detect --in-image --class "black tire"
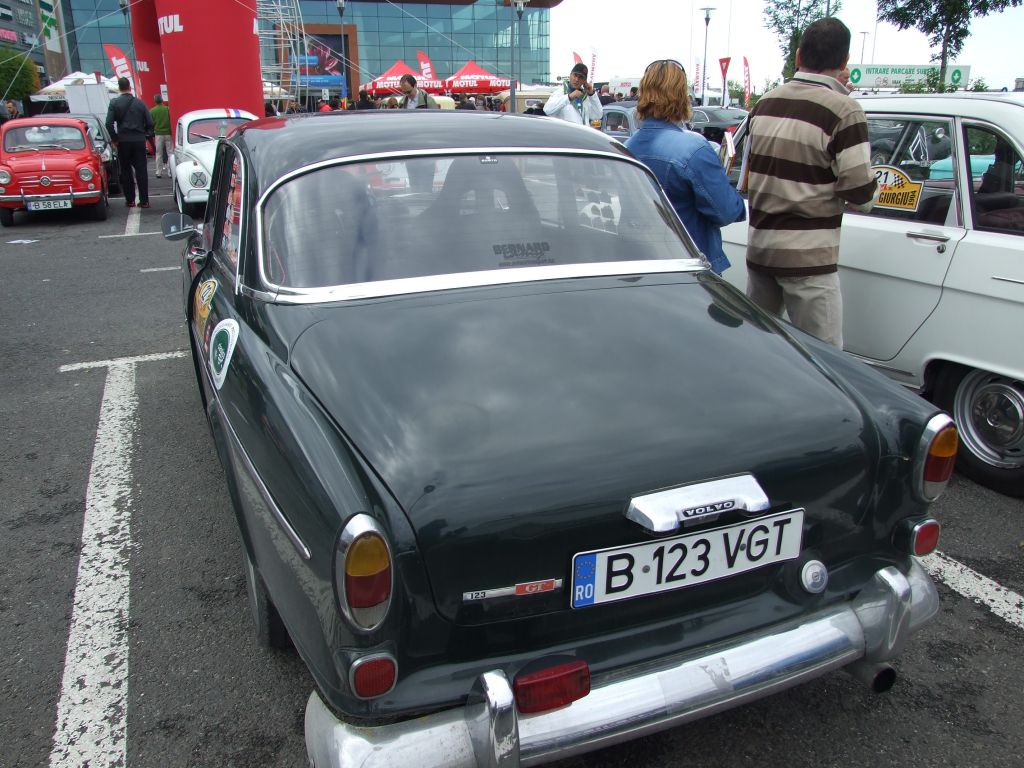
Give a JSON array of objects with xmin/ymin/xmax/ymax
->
[
  {"xmin": 934, "ymin": 364, "xmax": 1024, "ymax": 497},
  {"xmin": 243, "ymin": 549, "xmax": 292, "ymax": 650},
  {"xmin": 91, "ymin": 193, "xmax": 108, "ymax": 222},
  {"xmin": 0, "ymin": 207, "xmax": 13, "ymax": 227}
]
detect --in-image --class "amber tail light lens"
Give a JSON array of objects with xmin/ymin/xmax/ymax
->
[
  {"xmin": 513, "ymin": 660, "xmax": 591, "ymax": 714},
  {"xmin": 335, "ymin": 515, "xmax": 393, "ymax": 632},
  {"xmin": 914, "ymin": 414, "xmax": 958, "ymax": 502}
]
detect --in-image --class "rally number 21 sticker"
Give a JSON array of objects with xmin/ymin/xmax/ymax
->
[{"xmin": 209, "ymin": 319, "xmax": 239, "ymax": 390}]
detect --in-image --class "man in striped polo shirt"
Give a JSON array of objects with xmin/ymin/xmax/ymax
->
[{"xmin": 744, "ymin": 17, "xmax": 878, "ymax": 348}]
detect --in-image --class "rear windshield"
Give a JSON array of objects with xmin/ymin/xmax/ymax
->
[
  {"xmin": 262, "ymin": 153, "xmax": 698, "ymax": 289},
  {"xmin": 707, "ymin": 108, "xmax": 747, "ymax": 120},
  {"xmin": 4, "ymin": 124, "xmax": 86, "ymax": 152}
]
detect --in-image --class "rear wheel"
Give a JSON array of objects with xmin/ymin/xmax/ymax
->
[
  {"xmin": 243, "ymin": 549, "xmax": 292, "ymax": 650},
  {"xmin": 0, "ymin": 207, "xmax": 13, "ymax": 227},
  {"xmin": 935, "ymin": 364, "xmax": 1024, "ymax": 497}
]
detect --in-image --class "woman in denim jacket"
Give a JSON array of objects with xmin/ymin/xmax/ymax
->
[{"xmin": 626, "ymin": 61, "xmax": 745, "ymax": 274}]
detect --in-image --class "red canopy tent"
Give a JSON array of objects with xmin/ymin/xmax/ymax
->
[
  {"xmin": 444, "ymin": 60, "xmax": 511, "ymax": 94},
  {"xmin": 361, "ymin": 60, "xmax": 444, "ymax": 95}
]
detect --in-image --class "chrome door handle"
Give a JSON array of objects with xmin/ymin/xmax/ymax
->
[{"xmin": 906, "ymin": 231, "xmax": 950, "ymax": 243}]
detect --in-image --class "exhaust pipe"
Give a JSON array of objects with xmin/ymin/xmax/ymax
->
[{"xmin": 846, "ymin": 661, "xmax": 897, "ymax": 694}]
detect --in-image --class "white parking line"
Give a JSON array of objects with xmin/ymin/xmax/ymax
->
[
  {"xmin": 922, "ymin": 551, "xmax": 1024, "ymax": 630},
  {"xmin": 124, "ymin": 205, "xmax": 141, "ymax": 237},
  {"xmin": 50, "ymin": 350, "xmax": 186, "ymax": 768},
  {"xmin": 98, "ymin": 231, "xmax": 161, "ymax": 239},
  {"xmin": 139, "ymin": 266, "xmax": 178, "ymax": 273}
]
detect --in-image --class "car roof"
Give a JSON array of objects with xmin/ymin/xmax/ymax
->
[
  {"xmin": 234, "ymin": 110, "xmax": 634, "ymax": 197},
  {"xmin": 852, "ymin": 91, "xmax": 1024, "ymax": 113},
  {"xmin": 2, "ymin": 116, "xmax": 89, "ymax": 131},
  {"xmin": 180, "ymin": 108, "xmax": 258, "ymax": 123}
]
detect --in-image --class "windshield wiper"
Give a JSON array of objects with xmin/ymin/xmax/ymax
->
[
  {"xmin": 191, "ymin": 133, "xmax": 218, "ymax": 141},
  {"xmin": 7, "ymin": 144, "xmax": 39, "ymax": 151},
  {"xmin": 34, "ymin": 143, "xmax": 72, "ymax": 151}
]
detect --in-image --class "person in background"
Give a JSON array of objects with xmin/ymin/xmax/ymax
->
[
  {"xmin": 629, "ymin": 86, "xmax": 639, "ymax": 100},
  {"xmin": 399, "ymin": 75, "xmax": 439, "ymax": 109},
  {"xmin": 105, "ymin": 77, "xmax": 153, "ymax": 208},
  {"xmin": 544, "ymin": 62, "xmax": 601, "ymax": 125},
  {"xmin": 743, "ymin": 17, "xmax": 877, "ymax": 348},
  {"xmin": 150, "ymin": 94, "xmax": 171, "ymax": 178},
  {"xmin": 264, "ymin": 100, "xmax": 277, "ymax": 117},
  {"xmin": 318, "ymin": 98, "xmax": 332, "ymax": 113},
  {"xmin": 598, "ymin": 84, "xmax": 614, "ymax": 105},
  {"xmin": 355, "ymin": 89, "xmax": 376, "ymax": 110},
  {"xmin": 385, "ymin": 97, "xmax": 399, "ymax": 109},
  {"xmin": 4, "ymin": 99, "xmax": 20, "ymax": 122},
  {"xmin": 625, "ymin": 60, "xmax": 745, "ymax": 275},
  {"xmin": 614, "ymin": 92, "xmax": 624, "ymax": 102}
]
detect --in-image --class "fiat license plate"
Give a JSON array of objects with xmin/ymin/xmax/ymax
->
[
  {"xmin": 27, "ymin": 199, "xmax": 71, "ymax": 210},
  {"xmin": 571, "ymin": 509, "xmax": 804, "ymax": 608}
]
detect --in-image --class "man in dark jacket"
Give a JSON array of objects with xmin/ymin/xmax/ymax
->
[{"xmin": 105, "ymin": 77, "xmax": 154, "ymax": 208}]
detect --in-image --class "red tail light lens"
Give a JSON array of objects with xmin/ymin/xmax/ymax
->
[
  {"xmin": 726, "ymin": 125, "xmax": 737, "ymax": 133},
  {"xmin": 335, "ymin": 515, "xmax": 393, "ymax": 631},
  {"xmin": 915, "ymin": 414, "xmax": 958, "ymax": 501},
  {"xmin": 513, "ymin": 660, "xmax": 590, "ymax": 714},
  {"xmin": 350, "ymin": 654, "xmax": 397, "ymax": 699}
]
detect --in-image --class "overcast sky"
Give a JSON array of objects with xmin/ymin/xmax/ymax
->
[{"xmin": 548, "ymin": 0, "xmax": 1024, "ymax": 92}]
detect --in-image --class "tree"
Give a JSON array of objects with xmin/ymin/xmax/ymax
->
[
  {"xmin": 969, "ymin": 76, "xmax": 989, "ymax": 92},
  {"xmin": 0, "ymin": 46, "xmax": 40, "ymax": 104},
  {"xmin": 877, "ymin": 0, "xmax": 1022, "ymax": 87},
  {"xmin": 763, "ymin": 0, "xmax": 843, "ymax": 80},
  {"xmin": 897, "ymin": 67, "xmax": 956, "ymax": 94},
  {"xmin": 727, "ymin": 78, "xmax": 745, "ymax": 106}
]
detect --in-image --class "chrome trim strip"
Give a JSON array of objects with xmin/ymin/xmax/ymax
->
[
  {"xmin": 0, "ymin": 191, "xmax": 101, "ymax": 202},
  {"xmin": 304, "ymin": 563, "xmax": 938, "ymax": 768},
  {"xmin": 993, "ymin": 276, "xmax": 1024, "ymax": 286},
  {"xmin": 335, "ymin": 514, "xmax": 394, "ymax": 634},
  {"xmin": 264, "ymin": 260, "xmax": 703, "ymax": 305},
  {"xmin": 252, "ymin": 146, "xmax": 688, "ymax": 301},
  {"xmin": 625, "ymin": 474, "xmax": 771, "ymax": 533},
  {"xmin": 912, "ymin": 412, "xmax": 956, "ymax": 502},
  {"xmin": 348, "ymin": 653, "xmax": 398, "ymax": 700},
  {"xmin": 212, "ymin": 392, "xmax": 311, "ymax": 561}
]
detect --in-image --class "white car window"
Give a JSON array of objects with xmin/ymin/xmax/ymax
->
[
  {"xmin": 865, "ymin": 117, "xmax": 957, "ymax": 226},
  {"xmin": 963, "ymin": 125, "xmax": 1024, "ymax": 235}
]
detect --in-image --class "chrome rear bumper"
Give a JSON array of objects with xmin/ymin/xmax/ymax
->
[{"xmin": 306, "ymin": 561, "xmax": 938, "ymax": 768}]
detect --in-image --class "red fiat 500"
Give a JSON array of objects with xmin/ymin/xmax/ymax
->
[{"xmin": 0, "ymin": 116, "xmax": 109, "ymax": 226}]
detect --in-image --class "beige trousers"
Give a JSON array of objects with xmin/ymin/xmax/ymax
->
[{"xmin": 746, "ymin": 270, "xmax": 843, "ymax": 348}]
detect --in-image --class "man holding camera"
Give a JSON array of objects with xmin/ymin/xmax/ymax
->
[{"xmin": 544, "ymin": 62, "xmax": 602, "ymax": 125}]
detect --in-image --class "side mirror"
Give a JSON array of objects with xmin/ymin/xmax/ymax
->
[{"xmin": 162, "ymin": 212, "xmax": 196, "ymax": 241}]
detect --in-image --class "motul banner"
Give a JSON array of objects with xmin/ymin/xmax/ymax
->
[
  {"xmin": 416, "ymin": 51, "xmax": 435, "ymax": 80},
  {"xmin": 127, "ymin": 0, "xmax": 167, "ymax": 107},
  {"xmin": 743, "ymin": 57, "xmax": 751, "ymax": 106},
  {"xmin": 104, "ymin": 44, "xmax": 141, "ymax": 96},
  {"xmin": 153, "ymin": 0, "xmax": 262, "ymax": 129}
]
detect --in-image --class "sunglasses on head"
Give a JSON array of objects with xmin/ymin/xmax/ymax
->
[{"xmin": 645, "ymin": 59, "xmax": 685, "ymax": 73}]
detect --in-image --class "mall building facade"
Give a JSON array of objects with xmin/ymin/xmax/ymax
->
[{"xmin": 47, "ymin": 0, "xmax": 560, "ymax": 98}]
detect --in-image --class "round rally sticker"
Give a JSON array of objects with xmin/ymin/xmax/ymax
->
[{"xmin": 209, "ymin": 319, "xmax": 239, "ymax": 390}]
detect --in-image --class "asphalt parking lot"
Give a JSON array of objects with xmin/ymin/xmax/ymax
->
[{"xmin": 1, "ymin": 166, "xmax": 1022, "ymax": 767}]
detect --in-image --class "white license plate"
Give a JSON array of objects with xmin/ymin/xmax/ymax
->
[
  {"xmin": 571, "ymin": 509, "xmax": 804, "ymax": 608},
  {"xmin": 27, "ymin": 199, "xmax": 72, "ymax": 211}
]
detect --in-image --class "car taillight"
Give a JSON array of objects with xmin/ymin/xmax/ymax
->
[
  {"xmin": 513, "ymin": 660, "xmax": 590, "ymax": 714},
  {"xmin": 335, "ymin": 514, "xmax": 393, "ymax": 631},
  {"xmin": 726, "ymin": 125, "xmax": 737, "ymax": 133},
  {"xmin": 350, "ymin": 654, "xmax": 397, "ymax": 699},
  {"xmin": 893, "ymin": 517, "xmax": 941, "ymax": 556},
  {"xmin": 914, "ymin": 414, "xmax": 958, "ymax": 501}
]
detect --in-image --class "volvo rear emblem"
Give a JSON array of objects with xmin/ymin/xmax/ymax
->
[
  {"xmin": 40, "ymin": 176, "xmax": 51, "ymax": 187},
  {"xmin": 679, "ymin": 499, "xmax": 736, "ymax": 519}
]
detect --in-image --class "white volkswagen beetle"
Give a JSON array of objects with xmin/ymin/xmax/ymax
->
[{"xmin": 170, "ymin": 108, "xmax": 257, "ymax": 217}]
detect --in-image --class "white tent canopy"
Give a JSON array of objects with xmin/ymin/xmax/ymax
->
[{"xmin": 31, "ymin": 72, "xmax": 119, "ymax": 102}]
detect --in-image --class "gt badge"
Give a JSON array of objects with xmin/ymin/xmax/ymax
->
[
  {"xmin": 462, "ymin": 578, "xmax": 563, "ymax": 603},
  {"xmin": 209, "ymin": 319, "xmax": 239, "ymax": 390}
]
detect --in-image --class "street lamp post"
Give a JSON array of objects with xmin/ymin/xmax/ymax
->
[
  {"xmin": 699, "ymin": 7, "xmax": 714, "ymax": 106},
  {"xmin": 859, "ymin": 31, "xmax": 868, "ymax": 66},
  {"xmin": 511, "ymin": 1, "xmax": 527, "ymax": 114},
  {"xmin": 336, "ymin": 1, "xmax": 346, "ymax": 107}
]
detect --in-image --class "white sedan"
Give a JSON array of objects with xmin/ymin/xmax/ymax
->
[
  {"xmin": 169, "ymin": 108, "xmax": 257, "ymax": 217},
  {"xmin": 721, "ymin": 92, "xmax": 1024, "ymax": 497}
]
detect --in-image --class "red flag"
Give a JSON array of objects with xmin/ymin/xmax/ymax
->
[
  {"xmin": 743, "ymin": 57, "xmax": 751, "ymax": 106},
  {"xmin": 416, "ymin": 50, "xmax": 435, "ymax": 80},
  {"xmin": 719, "ymin": 57, "xmax": 731, "ymax": 81},
  {"xmin": 572, "ymin": 51, "xmax": 583, "ymax": 64},
  {"xmin": 104, "ymin": 44, "xmax": 141, "ymax": 95}
]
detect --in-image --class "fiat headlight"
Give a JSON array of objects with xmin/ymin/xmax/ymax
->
[
  {"xmin": 0, "ymin": 170, "xmax": 10, "ymax": 185},
  {"xmin": 78, "ymin": 167, "xmax": 94, "ymax": 181}
]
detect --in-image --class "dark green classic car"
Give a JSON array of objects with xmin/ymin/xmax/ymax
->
[{"xmin": 163, "ymin": 111, "xmax": 958, "ymax": 767}]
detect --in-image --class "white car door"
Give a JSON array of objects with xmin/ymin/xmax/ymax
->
[{"xmin": 839, "ymin": 114, "xmax": 965, "ymax": 363}]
